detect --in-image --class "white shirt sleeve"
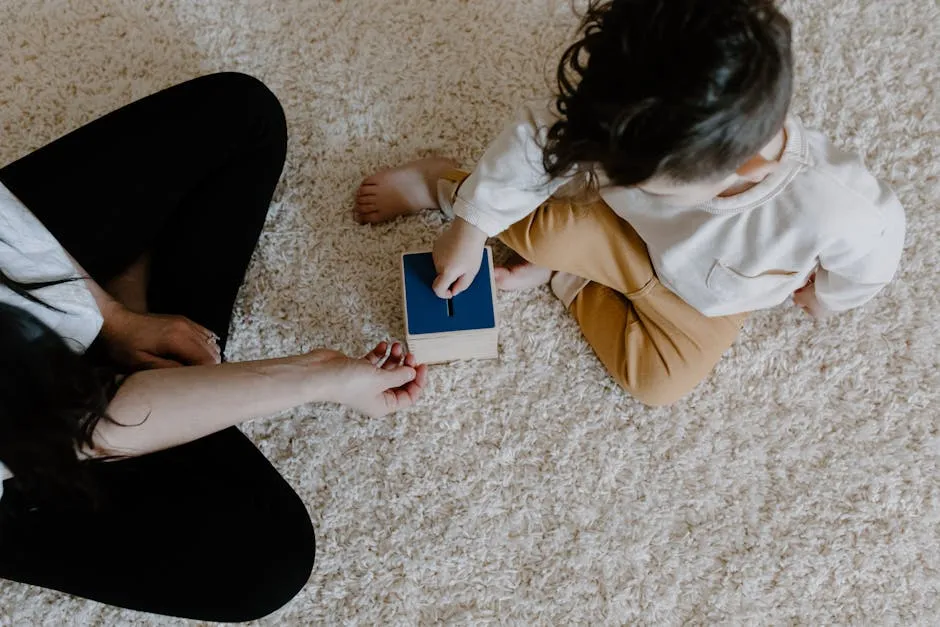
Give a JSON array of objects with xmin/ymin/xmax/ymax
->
[
  {"xmin": 453, "ymin": 101, "xmax": 573, "ymax": 237},
  {"xmin": 0, "ymin": 182, "xmax": 103, "ymax": 351},
  {"xmin": 814, "ymin": 179, "xmax": 906, "ymax": 312},
  {"xmin": 0, "ymin": 461, "xmax": 11, "ymax": 499}
]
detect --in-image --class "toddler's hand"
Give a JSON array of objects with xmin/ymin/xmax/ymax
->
[
  {"xmin": 431, "ymin": 218, "xmax": 488, "ymax": 298},
  {"xmin": 793, "ymin": 275, "xmax": 829, "ymax": 319}
]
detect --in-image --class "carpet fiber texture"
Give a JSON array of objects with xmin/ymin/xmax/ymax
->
[{"xmin": 1, "ymin": 0, "xmax": 938, "ymax": 624}]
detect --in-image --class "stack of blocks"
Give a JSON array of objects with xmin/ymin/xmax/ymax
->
[{"xmin": 400, "ymin": 247, "xmax": 498, "ymax": 364}]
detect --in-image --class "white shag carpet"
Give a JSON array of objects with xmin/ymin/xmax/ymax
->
[{"xmin": 1, "ymin": 0, "xmax": 938, "ymax": 624}]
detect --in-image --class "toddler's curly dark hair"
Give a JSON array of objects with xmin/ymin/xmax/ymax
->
[{"xmin": 543, "ymin": 0, "xmax": 793, "ymax": 187}]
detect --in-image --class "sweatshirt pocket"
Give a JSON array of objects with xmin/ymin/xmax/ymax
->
[{"xmin": 706, "ymin": 260, "xmax": 801, "ymax": 298}]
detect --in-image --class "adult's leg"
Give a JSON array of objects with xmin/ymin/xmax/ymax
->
[
  {"xmin": 0, "ymin": 72, "xmax": 287, "ymax": 334},
  {"xmin": 0, "ymin": 428, "xmax": 315, "ymax": 622},
  {"xmin": 499, "ymin": 196, "xmax": 746, "ymax": 406},
  {"xmin": 0, "ymin": 74, "xmax": 315, "ymax": 621}
]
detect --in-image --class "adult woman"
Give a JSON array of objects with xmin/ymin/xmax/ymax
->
[{"xmin": 0, "ymin": 73, "xmax": 427, "ymax": 621}]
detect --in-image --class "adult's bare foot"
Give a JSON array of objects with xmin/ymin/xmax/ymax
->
[
  {"xmin": 354, "ymin": 157, "xmax": 457, "ymax": 224},
  {"xmin": 494, "ymin": 253, "xmax": 553, "ymax": 291}
]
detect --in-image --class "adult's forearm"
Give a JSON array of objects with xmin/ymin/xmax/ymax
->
[{"xmin": 92, "ymin": 356, "xmax": 332, "ymax": 457}]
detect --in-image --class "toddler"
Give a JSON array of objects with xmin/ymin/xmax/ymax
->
[{"xmin": 354, "ymin": 0, "xmax": 905, "ymax": 406}]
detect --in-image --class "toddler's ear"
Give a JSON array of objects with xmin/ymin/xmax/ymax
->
[{"xmin": 736, "ymin": 155, "xmax": 780, "ymax": 183}]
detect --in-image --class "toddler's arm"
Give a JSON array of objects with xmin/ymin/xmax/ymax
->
[
  {"xmin": 432, "ymin": 218, "xmax": 489, "ymax": 298},
  {"xmin": 450, "ymin": 101, "xmax": 571, "ymax": 237},
  {"xmin": 814, "ymin": 182, "xmax": 905, "ymax": 313},
  {"xmin": 433, "ymin": 101, "xmax": 574, "ymax": 297}
]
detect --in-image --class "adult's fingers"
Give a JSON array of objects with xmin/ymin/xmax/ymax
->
[
  {"xmin": 183, "ymin": 318, "xmax": 219, "ymax": 343},
  {"xmin": 183, "ymin": 319, "xmax": 221, "ymax": 360},
  {"xmin": 395, "ymin": 363, "xmax": 428, "ymax": 399},
  {"xmin": 380, "ymin": 364, "xmax": 417, "ymax": 390},
  {"xmin": 415, "ymin": 363, "xmax": 428, "ymax": 386},
  {"xmin": 371, "ymin": 364, "xmax": 427, "ymax": 417},
  {"xmin": 187, "ymin": 331, "xmax": 221, "ymax": 364},
  {"xmin": 155, "ymin": 316, "xmax": 219, "ymax": 364},
  {"xmin": 381, "ymin": 343, "xmax": 405, "ymax": 369},
  {"xmin": 385, "ymin": 364, "xmax": 427, "ymax": 409},
  {"xmin": 366, "ymin": 341, "xmax": 390, "ymax": 366},
  {"xmin": 167, "ymin": 327, "xmax": 220, "ymax": 365},
  {"xmin": 410, "ymin": 363, "xmax": 428, "ymax": 395}
]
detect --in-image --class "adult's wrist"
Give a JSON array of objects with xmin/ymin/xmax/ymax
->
[
  {"xmin": 98, "ymin": 298, "xmax": 131, "ymax": 339},
  {"xmin": 279, "ymin": 352, "xmax": 345, "ymax": 406}
]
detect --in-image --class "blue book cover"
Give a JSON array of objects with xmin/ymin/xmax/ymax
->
[{"xmin": 402, "ymin": 249, "xmax": 496, "ymax": 335}]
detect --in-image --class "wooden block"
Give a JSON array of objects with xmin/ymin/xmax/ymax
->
[{"xmin": 401, "ymin": 247, "xmax": 498, "ymax": 364}]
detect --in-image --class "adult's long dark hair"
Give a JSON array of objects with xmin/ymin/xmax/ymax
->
[{"xmin": 0, "ymin": 271, "xmax": 118, "ymax": 507}]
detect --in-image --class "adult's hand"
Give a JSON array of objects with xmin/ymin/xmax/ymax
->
[
  {"xmin": 100, "ymin": 302, "xmax": 221, "ymax": 370},
  {"xmin": 306, "ymin": 341, "xmax": 428, "ymax": 418}
]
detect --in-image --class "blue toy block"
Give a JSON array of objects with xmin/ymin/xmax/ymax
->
[
  {"xmin": 402, "ymin": 250, "xmax": 496, "ymax": 334},
  {"xmin": 400, "ymin": 247, "xmax": 498, "ymax": 363}
]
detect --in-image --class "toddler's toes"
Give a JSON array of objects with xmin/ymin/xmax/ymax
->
[
  {"xmin": 355, "ymin": 207, "xmax": 383, "ymax": 224},
  {"xmin": 494, "ymin": 258, "xmax": 553, "ymax": 291},
  {"xmin": 351, "ymin": 158, "xmax": 454, "ymax": 225}
]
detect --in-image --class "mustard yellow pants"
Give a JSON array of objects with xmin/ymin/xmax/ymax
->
[{"xmin": 442, "ymin": 170, "xmax": 747, "ymax": 406}]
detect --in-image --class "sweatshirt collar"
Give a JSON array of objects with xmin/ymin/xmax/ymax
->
[{"xmin": 698, "ymin": 116, "xmax": 810, "ymax": 216}]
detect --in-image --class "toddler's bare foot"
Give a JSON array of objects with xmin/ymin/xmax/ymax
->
[
  {"xmin": 494, "ymin": 254, "xmax": 553, "ymax": 291},
  {"xmin": 355, "ymin": 157, "xmax": 457, "ymax": 224}
]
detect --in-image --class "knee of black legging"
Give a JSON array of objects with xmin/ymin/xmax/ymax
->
[
  {"xmin": 207, "ymin": 72, "xmax": 288, "ymax": 162},
  {"xmin": 224, "ymin": 495, "xmax": 316, "ymax": 622}
]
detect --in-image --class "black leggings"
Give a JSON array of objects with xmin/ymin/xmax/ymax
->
[{"xmin": 0, "ymin": 73, "xmax": 315, "ymax": 622}]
